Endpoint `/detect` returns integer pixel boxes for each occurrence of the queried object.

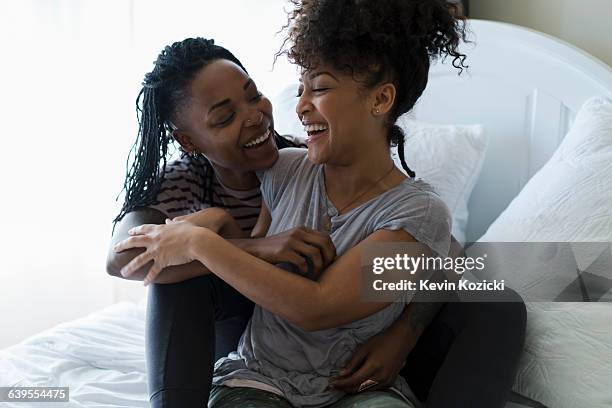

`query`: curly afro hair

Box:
[278,0,469,177]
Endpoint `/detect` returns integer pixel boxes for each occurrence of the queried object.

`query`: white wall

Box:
[471,0,612,68]
[0,0,294,349]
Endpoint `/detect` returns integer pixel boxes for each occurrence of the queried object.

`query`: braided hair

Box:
[113,37,296,233]
[278,0,469,178]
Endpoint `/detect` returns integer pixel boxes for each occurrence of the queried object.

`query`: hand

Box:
[172,208,230,232]
[113,219,204,285]
[328,325,417,393]
[251,226,336,277]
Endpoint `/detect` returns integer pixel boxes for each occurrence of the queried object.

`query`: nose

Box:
[245,109,264,127]
[295,90,311,120]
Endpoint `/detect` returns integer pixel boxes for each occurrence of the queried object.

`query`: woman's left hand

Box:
[113,219,203,285]
[328,325,416,393]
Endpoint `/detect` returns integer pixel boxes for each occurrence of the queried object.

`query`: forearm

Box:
[392,273,447,343]
[395,240,462,338]
[397,301,443,338]
[107,247,212,283]
[190,229,323,328]
[107,233,258,284]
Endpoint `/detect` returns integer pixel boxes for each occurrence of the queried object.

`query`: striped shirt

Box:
[147,155,262,234]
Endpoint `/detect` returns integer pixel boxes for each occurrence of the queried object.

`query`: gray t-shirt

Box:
[213,148,452,407]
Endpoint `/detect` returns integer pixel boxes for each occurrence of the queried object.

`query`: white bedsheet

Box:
[0,300,535,408]
[0,301,148,407]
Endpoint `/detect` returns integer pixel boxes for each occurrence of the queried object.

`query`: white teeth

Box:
[244,129,270,148]
[303,123,328,133]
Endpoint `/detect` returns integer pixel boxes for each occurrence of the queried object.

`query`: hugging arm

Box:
[330,235,465,393]
[109,204,335,283]
[106,208,215,284]
[178,226,421,331]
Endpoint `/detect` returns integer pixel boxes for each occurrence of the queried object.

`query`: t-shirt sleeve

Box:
[256,147,308,212]
[374,185,453,258]
[147,158,208,218]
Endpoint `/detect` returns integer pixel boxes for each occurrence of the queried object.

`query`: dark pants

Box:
[146,274,526,408]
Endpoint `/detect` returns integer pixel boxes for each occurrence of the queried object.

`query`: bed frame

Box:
[414,19,612,242]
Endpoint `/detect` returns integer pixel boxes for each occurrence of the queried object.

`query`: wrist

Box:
[188,227,215,261]
[209,208,231,232]
[233,238,261,258]
[390,316,421,353]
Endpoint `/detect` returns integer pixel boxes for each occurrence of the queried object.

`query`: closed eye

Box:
[217,112,235,126]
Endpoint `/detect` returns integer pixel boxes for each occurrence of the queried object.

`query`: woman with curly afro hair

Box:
[115,1,525,407]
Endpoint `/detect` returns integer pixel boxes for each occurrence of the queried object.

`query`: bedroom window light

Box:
[0,0,292,349]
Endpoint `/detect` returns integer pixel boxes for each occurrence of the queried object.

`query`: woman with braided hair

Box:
[112,1,526,407]
[107,37,341,405]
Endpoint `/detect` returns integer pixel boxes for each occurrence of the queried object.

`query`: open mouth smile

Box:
[243,128,271,149]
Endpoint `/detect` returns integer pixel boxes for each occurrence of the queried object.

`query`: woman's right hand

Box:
[250,226,336,277]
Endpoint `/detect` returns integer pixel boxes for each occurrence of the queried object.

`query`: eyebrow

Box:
[309,71,338,81]
[208,78,254,114]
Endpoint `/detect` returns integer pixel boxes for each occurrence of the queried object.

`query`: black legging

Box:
[146,274,526,408]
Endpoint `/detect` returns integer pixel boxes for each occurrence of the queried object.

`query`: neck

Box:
[211,164,260,191]
[323,138,402,211]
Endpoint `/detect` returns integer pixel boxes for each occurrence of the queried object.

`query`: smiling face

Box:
[296,64,377,165]
[173,59,278,174]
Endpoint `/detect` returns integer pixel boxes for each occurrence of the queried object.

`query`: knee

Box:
[469,288,527,333]
[148,274,216,309]
[498,288,527,330]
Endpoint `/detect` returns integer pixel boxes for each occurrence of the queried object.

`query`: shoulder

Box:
[267,147,309,173]
[256,147,310,185]
[256,147,312,211]
[147,155,209,217]
[161,155,206,180]
[373,178,453,256]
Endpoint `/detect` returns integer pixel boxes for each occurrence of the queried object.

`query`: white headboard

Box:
[273,19,612,242]
[414,19,612,242]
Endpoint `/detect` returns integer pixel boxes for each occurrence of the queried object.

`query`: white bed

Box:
[2,19,611,408]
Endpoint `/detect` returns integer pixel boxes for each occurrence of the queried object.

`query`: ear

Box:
[370,82,396,117]
[172,130,198,154]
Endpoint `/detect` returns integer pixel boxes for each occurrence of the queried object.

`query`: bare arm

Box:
[109,204,334,283]
[329,235,465,392]
[106,208,213,283]
[250,202,272,238]
[392,234,465,335]
[185,227,419,331]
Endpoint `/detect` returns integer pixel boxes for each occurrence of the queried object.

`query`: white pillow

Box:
[392,117,487,243]
[272,85,489,243]
[477,97,612,408]
[479,96,612,242]
[515,302,612,408]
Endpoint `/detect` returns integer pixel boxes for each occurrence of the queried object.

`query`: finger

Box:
[143,262,161,286]
[293,241,323,276]
[292,253,309,276]
[113,236,148,252]
[128,224,156,235]
[329,362,379,393]
[120,251,153,278]
[339,346,369,377]
[172,214,188,222]
[298,232,336,267]
[283,252,309,275]
[165,218,172,224]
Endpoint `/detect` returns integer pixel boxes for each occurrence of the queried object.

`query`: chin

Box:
[251,148,279,171]
[306,147,329,165]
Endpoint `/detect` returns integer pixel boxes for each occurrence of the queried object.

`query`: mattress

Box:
[0,300,536,408]
[0,301,148,407]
